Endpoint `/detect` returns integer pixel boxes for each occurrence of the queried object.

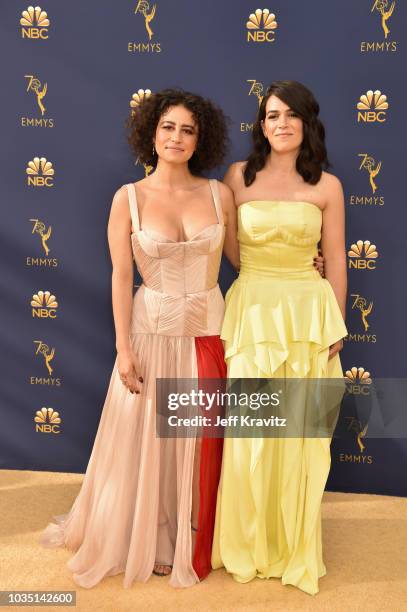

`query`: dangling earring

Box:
[152,143,156,156]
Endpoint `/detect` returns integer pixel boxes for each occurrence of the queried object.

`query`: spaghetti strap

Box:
[126,183,140,232]
[209,179,223,226]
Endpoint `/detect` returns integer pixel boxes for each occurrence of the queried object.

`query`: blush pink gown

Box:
[40,179,226,588]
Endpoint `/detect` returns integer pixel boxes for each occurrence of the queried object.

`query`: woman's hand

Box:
[313,248,325,277]
[328,339,343,360]
[117,348,143,394]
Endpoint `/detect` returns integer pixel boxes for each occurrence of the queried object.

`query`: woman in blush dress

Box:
[40,89,239,588]
[212,80,347,595]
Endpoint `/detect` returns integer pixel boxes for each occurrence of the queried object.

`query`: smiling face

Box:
[154,104,198,165]
[261,95,304,154]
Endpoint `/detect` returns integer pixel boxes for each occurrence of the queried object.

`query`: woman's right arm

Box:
[219,181,240,270]
[107,186,142,394]
[221,163,244,270]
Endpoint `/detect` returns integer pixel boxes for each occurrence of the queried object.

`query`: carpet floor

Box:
[1,469,406,612]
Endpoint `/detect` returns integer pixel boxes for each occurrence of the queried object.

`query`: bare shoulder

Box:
[216,179,235,215]
[223,161,246,190]
[109,184,131,228]
[229,160,246,174]
[320,171,344,194]
[319,171,344,208]
[111,183,129,208]
[217,179,233,198]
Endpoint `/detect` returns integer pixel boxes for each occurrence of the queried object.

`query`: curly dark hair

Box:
[127,88,229,174]
[244,80,330,186]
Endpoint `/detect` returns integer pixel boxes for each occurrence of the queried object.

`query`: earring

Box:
[152,144,156,155]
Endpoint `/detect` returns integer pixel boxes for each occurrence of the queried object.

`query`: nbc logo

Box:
[20,6,50,39]
[31,291,58,318]
[34,407,61,433]
[348,240,378,270]
[345,366,372,395]
[345,366,372,384]
[246,9,277,43]
[357,89,388,122]
[130,89,152,113]
[26,157,54,187]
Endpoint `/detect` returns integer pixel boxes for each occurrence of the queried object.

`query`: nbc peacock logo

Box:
[34,407,61,434]
[348,240,378,270]
[26,157,54,187]
[130,88,152,112]
[345,366,372,395]
[20,5,50,39]
[31,290,58,318]
[246,9,277,43]
[357,90,388,123]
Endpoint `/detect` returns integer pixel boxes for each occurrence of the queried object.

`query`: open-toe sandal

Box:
[152,564,173,577]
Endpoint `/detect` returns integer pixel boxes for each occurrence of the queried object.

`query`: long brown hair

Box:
[243,80,329,186]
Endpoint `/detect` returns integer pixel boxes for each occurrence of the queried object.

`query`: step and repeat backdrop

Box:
[1,1,405,495]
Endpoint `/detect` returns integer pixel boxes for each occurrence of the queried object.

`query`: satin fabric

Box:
[212,201,347,595]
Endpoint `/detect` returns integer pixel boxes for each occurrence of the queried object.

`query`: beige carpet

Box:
[0,469,406,612]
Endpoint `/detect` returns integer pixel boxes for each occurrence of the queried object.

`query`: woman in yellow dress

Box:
[212,80,348,595]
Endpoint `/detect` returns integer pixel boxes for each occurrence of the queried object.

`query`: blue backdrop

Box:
[1,1,405,496]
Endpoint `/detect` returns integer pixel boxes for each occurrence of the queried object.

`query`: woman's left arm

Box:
[321,175,347,357]
[218,181,240,270]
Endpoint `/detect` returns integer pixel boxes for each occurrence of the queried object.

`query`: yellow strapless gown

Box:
[212,201,347,595]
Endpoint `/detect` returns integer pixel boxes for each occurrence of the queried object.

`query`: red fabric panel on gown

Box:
[192,335,226,580]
